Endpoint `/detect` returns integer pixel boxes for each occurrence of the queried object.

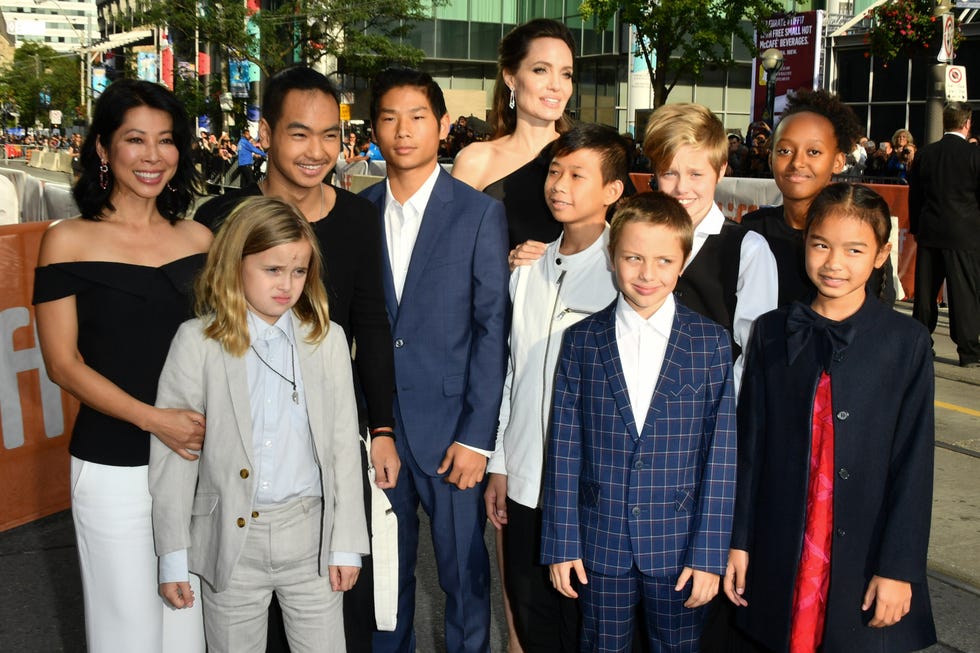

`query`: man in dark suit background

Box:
[908,101,980,367]
[361,68,509,653]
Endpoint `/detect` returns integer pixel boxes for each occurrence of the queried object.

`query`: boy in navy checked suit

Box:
[541,192,737,652]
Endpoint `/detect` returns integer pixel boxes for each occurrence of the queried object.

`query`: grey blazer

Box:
[149,316,369,592]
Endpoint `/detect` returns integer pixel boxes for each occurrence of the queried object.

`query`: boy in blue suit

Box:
[541,192,737,652]
[360,68,509,653]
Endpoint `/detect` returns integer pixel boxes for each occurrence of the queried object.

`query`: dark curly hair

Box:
[777,88,862,155]
[74,79,199,224]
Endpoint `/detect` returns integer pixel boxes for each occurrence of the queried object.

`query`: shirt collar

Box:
[693,203,725,237]
[247,310,296,346]
[384,162,442,215]
[945,131,967,140]
[615,292,675,339]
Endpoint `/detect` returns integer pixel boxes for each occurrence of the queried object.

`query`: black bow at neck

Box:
[785,301,856,370]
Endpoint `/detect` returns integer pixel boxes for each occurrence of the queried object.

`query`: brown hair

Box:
[609,192,694,261]
[491,19,576,138]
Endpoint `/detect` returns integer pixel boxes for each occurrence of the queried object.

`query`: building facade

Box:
[1,0,97,54]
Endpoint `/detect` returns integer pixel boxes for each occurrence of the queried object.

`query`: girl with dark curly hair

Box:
[741,88,895,307]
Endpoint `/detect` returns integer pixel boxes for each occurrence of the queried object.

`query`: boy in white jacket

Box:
[485,123,627,651]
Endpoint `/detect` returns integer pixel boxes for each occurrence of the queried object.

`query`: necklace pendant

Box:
[292,389,299,404]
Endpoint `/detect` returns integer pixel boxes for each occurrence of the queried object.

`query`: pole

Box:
[765,72,777,131]
[927,0,955,144]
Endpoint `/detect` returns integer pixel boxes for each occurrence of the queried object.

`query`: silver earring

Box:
[509,87,515,110]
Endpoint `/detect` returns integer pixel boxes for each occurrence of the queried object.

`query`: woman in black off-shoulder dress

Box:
[32,79,212,653]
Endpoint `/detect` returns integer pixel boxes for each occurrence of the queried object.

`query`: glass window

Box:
[545,0,564,19]
[733,22,754,61]
[405,21,435,58]
[435,0,468,20]
[582,27,602,55]
[470,22,501,62]
[836,49,870,103]
[908,104,925,142]
[471,0,501,22]
[847,104,869,136]
[437,20,469,59]
[869,104,906,143]
[871,58,909,102]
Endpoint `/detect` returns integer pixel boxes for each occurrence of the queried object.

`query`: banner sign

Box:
[752,11,824,123]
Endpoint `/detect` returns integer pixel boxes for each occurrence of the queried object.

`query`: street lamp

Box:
[760,48,784,131]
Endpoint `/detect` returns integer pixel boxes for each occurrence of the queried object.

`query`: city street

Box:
[2,160,979,651]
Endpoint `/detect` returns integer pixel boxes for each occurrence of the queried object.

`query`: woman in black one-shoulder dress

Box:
[33,80,212,653]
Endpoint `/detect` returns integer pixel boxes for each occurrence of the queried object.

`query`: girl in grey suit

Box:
[150,197,369,653]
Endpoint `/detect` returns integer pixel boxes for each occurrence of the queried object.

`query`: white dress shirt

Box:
[382,163,493,458]
[245,311,321,507]
[383,162,442,304]
[615,293,675,430]
[686,203,777,392]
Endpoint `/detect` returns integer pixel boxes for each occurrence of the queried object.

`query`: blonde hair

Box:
[194,196,330,356]
[642,103,728,175]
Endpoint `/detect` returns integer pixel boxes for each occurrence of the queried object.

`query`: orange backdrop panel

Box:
[0,221,77,532]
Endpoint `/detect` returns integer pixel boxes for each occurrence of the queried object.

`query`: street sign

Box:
[49,110,62,125]
[939,14,956,63]
[946,65,968,101]
[953,0,980,8]
[340,103,351,121]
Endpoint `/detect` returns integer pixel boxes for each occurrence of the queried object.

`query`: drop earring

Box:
[509,87,516,110]
[99,161,109,190]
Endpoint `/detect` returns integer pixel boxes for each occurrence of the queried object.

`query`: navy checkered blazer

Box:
[540,299,737,577]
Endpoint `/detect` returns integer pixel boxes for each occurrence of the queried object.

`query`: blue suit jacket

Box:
[360,169,510,474]
[540,300,737,577]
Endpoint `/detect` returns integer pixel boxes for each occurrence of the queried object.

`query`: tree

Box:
[139,0,443,81]
[580,0,782,108]
[0,42,80,128]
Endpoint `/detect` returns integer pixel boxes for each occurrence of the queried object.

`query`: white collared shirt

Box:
[383,163,442,303]
[686,203,777,392]
[245,310,321,507]
[615,293,675,431]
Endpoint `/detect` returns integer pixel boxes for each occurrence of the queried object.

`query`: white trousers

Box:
[70,456,205,653]
[202,496,346,653]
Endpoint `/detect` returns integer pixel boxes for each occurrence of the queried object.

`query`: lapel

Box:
[594,305,640,443]
[369,186,399,324]
[222,347,255,468]
[295,325,329,458]
[641,307,692,437]
[397,169,454,313]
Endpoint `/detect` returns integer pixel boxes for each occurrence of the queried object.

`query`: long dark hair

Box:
[491,19,576,138]
[74,79,199,223]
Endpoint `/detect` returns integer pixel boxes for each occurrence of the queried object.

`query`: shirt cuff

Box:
[159,549,189,584]
[457,441,493,459]
[329,551,362,568]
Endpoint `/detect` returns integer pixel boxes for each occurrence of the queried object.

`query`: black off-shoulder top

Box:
[32,254,205,466]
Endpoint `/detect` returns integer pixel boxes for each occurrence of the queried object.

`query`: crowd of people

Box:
[27,15,975,653]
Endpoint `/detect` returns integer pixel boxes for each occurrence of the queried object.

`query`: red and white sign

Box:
[946,65,968,101]
[939,14,956,62]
